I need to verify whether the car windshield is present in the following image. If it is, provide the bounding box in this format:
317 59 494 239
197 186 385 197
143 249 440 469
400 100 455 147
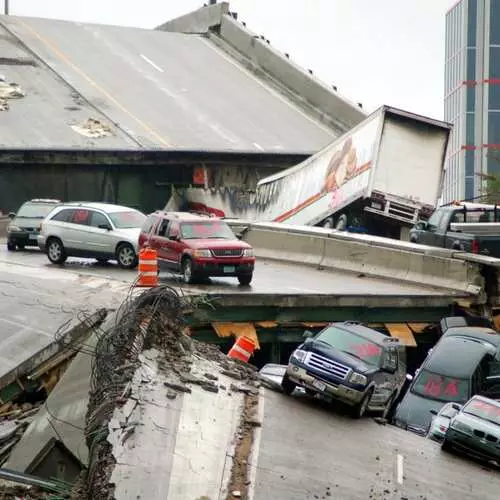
463 398 500 426
315 326 383 366
16 202 57 219
180 220 235 240
108 211 146 229
412 369 470 402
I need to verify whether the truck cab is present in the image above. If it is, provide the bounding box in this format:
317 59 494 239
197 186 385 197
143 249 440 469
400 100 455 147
282 322 407 418
410 203 500 256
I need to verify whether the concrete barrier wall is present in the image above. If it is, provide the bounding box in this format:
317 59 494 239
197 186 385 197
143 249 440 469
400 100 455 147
228 221 484 295
156 2 229 33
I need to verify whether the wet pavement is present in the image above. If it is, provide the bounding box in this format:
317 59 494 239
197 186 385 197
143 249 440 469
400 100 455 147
253 390 500 500
0 245 463 297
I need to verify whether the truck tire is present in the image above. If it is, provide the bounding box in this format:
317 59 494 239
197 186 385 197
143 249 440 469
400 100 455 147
336 214 348 231
281 374 296 396
381 392 397 420
351 388 373 419
322 217 334 229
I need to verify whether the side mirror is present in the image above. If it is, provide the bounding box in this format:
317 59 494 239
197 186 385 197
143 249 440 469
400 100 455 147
303 330 313 339
406 374 414 382
8 212 15 219
429 409 438 415
415 220 427 230
169 234 179 241
98 224 112 231
451 403 462 411
235 233 243 240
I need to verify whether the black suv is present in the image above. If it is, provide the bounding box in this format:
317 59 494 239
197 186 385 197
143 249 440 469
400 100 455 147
282 322 407 418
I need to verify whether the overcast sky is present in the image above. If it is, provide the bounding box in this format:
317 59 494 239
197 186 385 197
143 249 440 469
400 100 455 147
7 0 457 120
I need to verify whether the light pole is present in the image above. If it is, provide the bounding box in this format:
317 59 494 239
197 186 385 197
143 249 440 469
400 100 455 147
4 0 9 15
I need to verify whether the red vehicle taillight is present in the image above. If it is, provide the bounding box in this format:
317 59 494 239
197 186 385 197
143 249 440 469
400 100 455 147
471 239 480 254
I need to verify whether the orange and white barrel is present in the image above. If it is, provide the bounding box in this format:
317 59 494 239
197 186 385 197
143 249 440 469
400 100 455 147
136 248 158 287
227 336 256 363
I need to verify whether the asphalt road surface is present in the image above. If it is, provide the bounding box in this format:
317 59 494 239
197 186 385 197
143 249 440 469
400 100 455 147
253 390 500 500
0 245 460 297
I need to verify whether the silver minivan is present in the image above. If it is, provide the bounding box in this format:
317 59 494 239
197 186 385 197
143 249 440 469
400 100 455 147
38 202 146 268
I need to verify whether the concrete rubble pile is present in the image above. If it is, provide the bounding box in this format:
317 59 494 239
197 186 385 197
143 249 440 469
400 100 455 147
78 286 265 500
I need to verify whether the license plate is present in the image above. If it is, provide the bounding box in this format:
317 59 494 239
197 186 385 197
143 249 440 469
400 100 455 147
312 379 326 391
223 266 235 273
29 234 38 241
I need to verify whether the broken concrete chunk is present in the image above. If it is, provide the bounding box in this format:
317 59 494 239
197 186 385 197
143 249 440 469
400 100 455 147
201 382 219 394
163 381 191 393
166 390 177 400
180 374 201 385
221 369 243 381
203 372 218 381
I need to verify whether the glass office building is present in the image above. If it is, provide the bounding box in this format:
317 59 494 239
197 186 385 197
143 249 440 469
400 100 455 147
444 0 500 203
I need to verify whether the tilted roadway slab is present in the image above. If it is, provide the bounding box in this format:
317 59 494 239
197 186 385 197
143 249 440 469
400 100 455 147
252 389 500 500
0 245 473 387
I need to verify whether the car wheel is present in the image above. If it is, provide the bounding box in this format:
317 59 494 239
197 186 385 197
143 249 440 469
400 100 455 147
7 242 16 251
281 374 296 396
116 243 137 269
381 392 397 420
47 238 67 265
237 273 253 286
352 388 373 419
181 257 196 284
441 438 453 453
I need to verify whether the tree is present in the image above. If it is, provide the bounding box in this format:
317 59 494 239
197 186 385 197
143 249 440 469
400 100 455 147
476 172 500 204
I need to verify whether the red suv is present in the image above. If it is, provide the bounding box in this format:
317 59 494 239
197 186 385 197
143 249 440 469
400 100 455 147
138 211 256 285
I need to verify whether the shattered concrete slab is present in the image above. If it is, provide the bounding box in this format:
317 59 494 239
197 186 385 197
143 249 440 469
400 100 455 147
71 118 113 138
4 312 121 475
0 77 25 111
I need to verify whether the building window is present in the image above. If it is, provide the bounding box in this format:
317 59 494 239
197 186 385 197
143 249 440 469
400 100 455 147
465 149 474 176
465 177 474 200
488 111 500 144
468 0 477 47
490 47 500 79
487 153 500 175
491 0 500 45
466 113 475 145
489 85 500 110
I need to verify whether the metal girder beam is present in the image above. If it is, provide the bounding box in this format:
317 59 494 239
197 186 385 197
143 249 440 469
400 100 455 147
185 305 454 325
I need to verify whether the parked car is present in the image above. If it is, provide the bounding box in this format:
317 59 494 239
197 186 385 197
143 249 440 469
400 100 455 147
393 336 499 436
427 402 462 442
138 211 255 285
442 395 500 463
282 322 407 418
6 199 61 251
259 364 287 385
38 202 146 268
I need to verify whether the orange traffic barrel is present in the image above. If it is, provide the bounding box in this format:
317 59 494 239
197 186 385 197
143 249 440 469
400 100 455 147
227 336 256 363
136 248 158 287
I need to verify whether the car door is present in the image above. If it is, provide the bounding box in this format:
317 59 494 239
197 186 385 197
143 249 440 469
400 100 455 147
148 218 172 269
417 210 447 246
165 221 184 270
374 348 400 406
85 210 114 256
